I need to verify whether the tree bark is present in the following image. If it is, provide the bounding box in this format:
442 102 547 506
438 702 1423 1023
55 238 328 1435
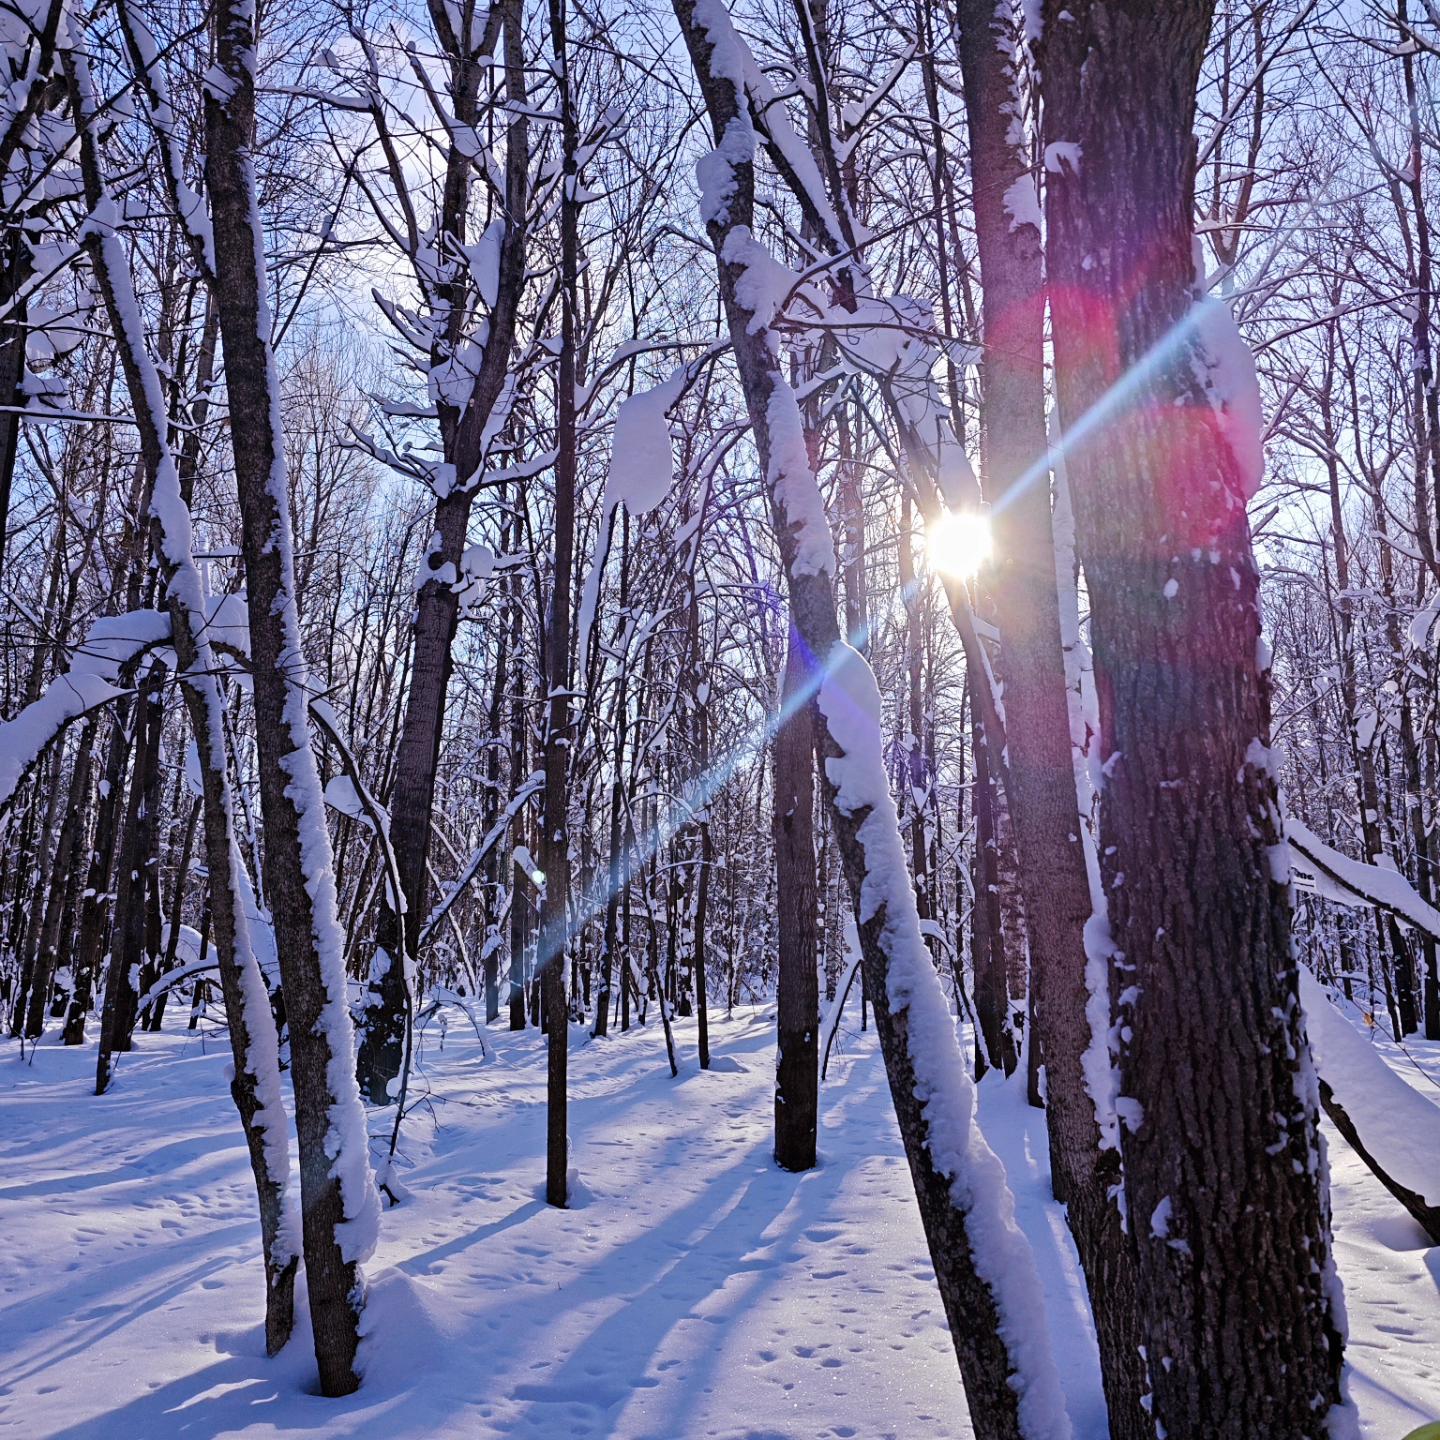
97 662 164 1093
203 0 375 1393
541 0 578 1207
956 3 1146 1431
1040 4 1350 1432
357 0 530 1101
773 633 818 1172
65 24 305 1343
21 721 95 1037
65 705 131 1044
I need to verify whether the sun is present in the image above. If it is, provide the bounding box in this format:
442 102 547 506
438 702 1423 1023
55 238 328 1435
926 509 992 579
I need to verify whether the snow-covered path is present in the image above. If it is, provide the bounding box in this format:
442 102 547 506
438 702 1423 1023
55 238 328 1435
0 1007 1437 1438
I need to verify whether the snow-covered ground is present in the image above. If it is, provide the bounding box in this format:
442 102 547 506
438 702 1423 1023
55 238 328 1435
0 1006 1437 1439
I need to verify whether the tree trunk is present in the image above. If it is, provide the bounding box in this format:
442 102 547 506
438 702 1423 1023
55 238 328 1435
773 634 818 1172
1040 4 1350 1432
541 0 578 1208
956 2 1146 1430
0 227 31 588
97 661 165 1093
23 721 96 1038
203 0 375 1393
72 22 308 1335
65 705 131 1044
969 712 1014 1078
357 0 530 1101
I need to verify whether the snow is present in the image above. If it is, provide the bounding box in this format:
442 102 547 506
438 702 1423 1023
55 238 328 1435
764 383 838 579
607 371 685 515
1408 591 1440 651
1192 296 1266 500
1287 817 1440 939
696 116 753 227
1043 142 1082 174
1301 969 1440 1207
723 227 800 335
463 218 505 310
0 610 171 810
576 364 686 673
0 1014 977 1438
5 1005 1438 1438
1003 175 1042 233
325 774 373 826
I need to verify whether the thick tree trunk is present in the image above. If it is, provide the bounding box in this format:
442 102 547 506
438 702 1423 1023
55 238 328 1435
773 635 818 1172
1040 4 1350 1433
955 3 1146 1432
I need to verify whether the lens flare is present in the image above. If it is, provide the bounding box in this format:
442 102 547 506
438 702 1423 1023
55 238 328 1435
926 510 992 579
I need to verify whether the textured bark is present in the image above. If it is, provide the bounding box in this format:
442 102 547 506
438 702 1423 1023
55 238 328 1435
592 512 629 1040
969 714 1014 1078
204 0 368 1393
65 36 302 1342
1040 4 1349 1433
506 522 531 1033
0 229 30 593
65 707 131 1045
11 748 63 1037
145 793 200 1033
773 636 818 1172
541 0 578 1208
688 593 713 1069
0 0 62 583
956 3 1146 1432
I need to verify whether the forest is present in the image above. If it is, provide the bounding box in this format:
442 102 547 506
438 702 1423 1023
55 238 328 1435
3 0 1440 1436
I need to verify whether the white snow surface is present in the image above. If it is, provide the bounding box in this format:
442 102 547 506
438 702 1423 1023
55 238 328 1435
1301 969 1440 1206
3 1007 1438 1437
1288 817 1440 938
607 371 685 516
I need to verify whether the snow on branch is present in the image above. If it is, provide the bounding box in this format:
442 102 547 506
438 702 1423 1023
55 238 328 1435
0 609 171 812
1287 817 1440 941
